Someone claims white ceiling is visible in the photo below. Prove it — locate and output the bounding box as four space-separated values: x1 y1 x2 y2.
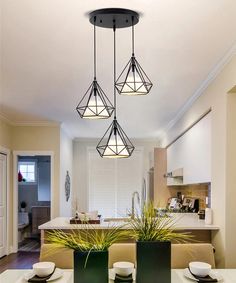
1 0 236 138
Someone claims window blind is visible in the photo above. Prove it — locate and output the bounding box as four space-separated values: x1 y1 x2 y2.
88 149 143 218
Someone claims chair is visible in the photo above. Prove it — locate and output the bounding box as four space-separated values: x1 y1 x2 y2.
108 243 136 268
40 244 73 269
40 243 136 269
109 243 215 268
171 243 215 268
40 243 215 269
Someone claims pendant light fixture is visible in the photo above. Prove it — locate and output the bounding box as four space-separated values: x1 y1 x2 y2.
76 17 114 119
115 17 153 95
96 17 135 158
75 8 151 157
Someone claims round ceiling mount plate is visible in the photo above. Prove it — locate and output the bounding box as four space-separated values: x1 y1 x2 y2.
89 8 139 29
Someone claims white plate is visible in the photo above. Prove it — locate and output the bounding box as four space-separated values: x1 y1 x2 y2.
24 268 63 282
109 268 136 281
183 268 223 282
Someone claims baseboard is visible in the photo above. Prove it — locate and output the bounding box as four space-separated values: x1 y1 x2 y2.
10 245 18 254
6 246 16 255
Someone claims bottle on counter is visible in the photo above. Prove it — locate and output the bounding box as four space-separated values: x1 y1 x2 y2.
205 208 212 224
205 197 212 225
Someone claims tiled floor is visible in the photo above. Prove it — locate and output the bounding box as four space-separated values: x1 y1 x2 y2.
0 252 39 273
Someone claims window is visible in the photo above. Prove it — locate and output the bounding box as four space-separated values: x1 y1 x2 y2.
18 161 37 183
88 148 143 218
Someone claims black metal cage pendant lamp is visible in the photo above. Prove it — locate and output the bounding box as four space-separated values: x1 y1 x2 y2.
75 8 151 157
76 18 114 119
94 9 136 158
96 117 135 158
115 17 153 95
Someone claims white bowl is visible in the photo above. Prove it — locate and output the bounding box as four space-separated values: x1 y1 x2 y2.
113 261 134 277
33 262 55 277
189 261 211 277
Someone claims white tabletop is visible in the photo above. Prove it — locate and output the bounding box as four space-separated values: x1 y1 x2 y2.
0 269 73 283
1 269 236 283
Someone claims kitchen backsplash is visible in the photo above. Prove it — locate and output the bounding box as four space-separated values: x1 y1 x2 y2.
169 183 210 210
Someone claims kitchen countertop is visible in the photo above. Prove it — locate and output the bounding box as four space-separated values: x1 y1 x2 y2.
39 213 219 230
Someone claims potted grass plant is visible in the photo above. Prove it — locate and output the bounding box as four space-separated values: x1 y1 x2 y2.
47 225 126 283
129 202 192 283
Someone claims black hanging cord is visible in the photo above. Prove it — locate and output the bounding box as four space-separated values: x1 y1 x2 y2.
113 21 117 119
94 16 96 80
132 16 134 56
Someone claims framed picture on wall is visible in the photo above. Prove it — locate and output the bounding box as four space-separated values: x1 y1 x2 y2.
65 171 71 202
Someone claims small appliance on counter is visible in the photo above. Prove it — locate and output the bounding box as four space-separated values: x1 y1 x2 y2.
198 210 205 220
169 198 181 210
167 193 200 213
167 196 184 212
182 197 199 213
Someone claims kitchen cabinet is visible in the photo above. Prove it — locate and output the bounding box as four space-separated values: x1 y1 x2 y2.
167 112 211 185
166 140 185 186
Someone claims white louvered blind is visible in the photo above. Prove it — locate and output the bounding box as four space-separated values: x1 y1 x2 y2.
88 149 143 218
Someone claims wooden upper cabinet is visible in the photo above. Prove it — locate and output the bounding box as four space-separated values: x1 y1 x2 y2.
167 112 211 185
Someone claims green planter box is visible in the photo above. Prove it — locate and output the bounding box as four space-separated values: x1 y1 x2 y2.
136 241 171 283
74 250 108 283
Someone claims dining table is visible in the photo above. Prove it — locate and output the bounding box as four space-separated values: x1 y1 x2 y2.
0 268 236 282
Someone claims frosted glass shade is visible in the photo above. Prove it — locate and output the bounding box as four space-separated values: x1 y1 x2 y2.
97 118 135 158
116 56 153 95
76 80 114 119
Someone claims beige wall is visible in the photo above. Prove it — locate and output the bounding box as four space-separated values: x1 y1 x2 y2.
0 118 13 252
0 119 73 251
161 55 236 267
154 148 171 207
11 125 61 218
0 117 12 149
225 89 236 267
0 120 63 251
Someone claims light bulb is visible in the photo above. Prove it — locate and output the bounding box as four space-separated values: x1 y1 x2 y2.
121 71 147 95
103 133 129 157
83 94 109 118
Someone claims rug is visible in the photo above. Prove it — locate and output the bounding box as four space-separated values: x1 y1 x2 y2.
19 239 40 252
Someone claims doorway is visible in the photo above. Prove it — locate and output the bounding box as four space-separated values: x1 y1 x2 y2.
16 155 52 252
0 153 7 258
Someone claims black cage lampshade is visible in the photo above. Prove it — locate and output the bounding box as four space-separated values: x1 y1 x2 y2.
96 118 135 158
115 55 153 96
76 80 114 119
75 8 155 158
115 17 153 96
76 17 114 119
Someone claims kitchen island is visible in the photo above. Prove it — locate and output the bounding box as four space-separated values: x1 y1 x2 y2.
39 213 219 244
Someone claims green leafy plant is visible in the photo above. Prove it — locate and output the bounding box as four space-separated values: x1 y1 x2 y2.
129 202 192 242
47 225 128 268
47 224 127 252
